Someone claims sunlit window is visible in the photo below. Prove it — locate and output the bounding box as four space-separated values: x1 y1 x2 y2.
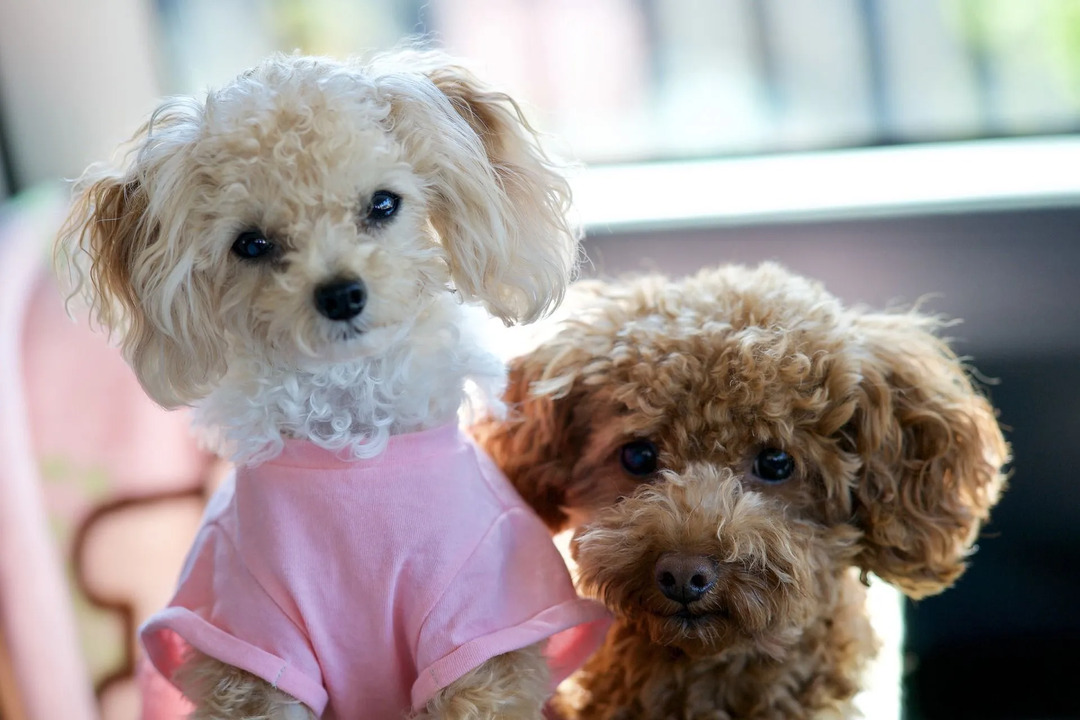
155 0 1080 164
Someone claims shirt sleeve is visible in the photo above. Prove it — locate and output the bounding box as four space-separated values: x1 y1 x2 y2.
139 522 330 716
410 507 611 711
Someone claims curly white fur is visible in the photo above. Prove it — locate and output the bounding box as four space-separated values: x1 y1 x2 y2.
196 293 506 465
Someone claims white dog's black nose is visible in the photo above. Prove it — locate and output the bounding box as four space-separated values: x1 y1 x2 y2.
655 553 719 604
314 278 367 321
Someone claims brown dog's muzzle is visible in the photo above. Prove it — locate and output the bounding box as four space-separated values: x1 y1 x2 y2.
571 465 825 655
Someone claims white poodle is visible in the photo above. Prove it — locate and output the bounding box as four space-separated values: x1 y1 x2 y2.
58 51 608 720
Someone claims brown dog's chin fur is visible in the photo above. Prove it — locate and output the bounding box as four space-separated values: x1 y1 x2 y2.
474 262 1010 719
559 571 876 720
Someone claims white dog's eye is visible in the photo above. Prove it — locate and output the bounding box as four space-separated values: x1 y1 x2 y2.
366 190 401 222
751 448 796 483
231 229 274 260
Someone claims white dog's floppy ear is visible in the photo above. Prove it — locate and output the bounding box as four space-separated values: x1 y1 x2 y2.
57 107 228 408
374 52 579 324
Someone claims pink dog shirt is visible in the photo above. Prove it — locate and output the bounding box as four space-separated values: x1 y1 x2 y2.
140 425 609 718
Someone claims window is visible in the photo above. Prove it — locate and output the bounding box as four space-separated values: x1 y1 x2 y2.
156 0 1080 164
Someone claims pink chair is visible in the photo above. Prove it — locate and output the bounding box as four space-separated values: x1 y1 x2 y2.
0 187 214 719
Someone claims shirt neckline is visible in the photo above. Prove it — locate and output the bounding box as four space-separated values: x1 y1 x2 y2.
269 423 464 470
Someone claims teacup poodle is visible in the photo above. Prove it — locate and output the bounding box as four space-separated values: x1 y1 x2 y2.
57 51 610 719
475 262 1009 719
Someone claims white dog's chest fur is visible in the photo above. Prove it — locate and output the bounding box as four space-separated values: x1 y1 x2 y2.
194 293 505 466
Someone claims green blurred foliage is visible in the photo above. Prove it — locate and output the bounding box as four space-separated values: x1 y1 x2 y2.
949 0 1080 102
267 0 415 57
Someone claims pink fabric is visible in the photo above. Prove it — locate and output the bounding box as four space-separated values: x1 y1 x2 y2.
135 657 192 720
1 190 98 720
140 424 609 719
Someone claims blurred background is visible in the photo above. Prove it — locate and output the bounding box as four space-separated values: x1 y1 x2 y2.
1 1 1078 719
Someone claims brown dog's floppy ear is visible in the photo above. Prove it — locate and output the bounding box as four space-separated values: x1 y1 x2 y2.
472 339 594 533
847 312 1009 598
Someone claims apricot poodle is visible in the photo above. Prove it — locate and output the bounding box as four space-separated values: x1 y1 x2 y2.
58 50 604 719
475 262 1009 719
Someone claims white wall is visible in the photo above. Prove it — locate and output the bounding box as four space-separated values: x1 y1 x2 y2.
0 0 163 190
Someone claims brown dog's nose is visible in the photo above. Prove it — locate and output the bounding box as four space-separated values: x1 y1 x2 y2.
655 553 718 604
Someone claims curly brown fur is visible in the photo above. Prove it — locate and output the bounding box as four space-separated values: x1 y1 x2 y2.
474 262 1009 719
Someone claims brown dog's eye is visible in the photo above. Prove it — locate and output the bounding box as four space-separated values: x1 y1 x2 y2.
620 440 659 477
366 190 401 222
752 448 795 483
